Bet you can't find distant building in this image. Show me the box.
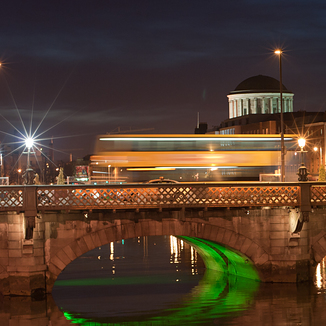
[227,75,293,119]
[202,74,326,180]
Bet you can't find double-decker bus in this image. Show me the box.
[89,134,298,183]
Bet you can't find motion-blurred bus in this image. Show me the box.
[90,134,298,183]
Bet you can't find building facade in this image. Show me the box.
[227,75,294,119]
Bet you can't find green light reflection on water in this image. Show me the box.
[60,236,260,325]
[178,236,260,282]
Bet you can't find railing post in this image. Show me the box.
[23,186,38,240]
[300,183,311,223]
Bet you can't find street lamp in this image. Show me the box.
[297,137,308,181]
[108,164,111,184]
[22,136,35,185]
[17,169,21,184]
[275,49,285,182]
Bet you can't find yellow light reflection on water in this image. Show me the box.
[110,242,114,261]
[315,258,326,289]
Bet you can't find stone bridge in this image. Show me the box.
[1,182,326,295]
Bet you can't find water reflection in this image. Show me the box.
[3,238,326,325]
[51,235,260,325]
[316,258,326,289]
[60,269,259,325]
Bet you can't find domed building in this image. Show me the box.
[227,75,294,119]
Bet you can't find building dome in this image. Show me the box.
[232,75,291,94]
[227,75,294,119]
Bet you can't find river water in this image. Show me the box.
[2,235,326,325]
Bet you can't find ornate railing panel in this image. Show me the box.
[311,186,326,205]
[31,183,301,211]
[2,182,322,213]
[0,187,24,211]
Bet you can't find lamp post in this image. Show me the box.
[275,49,285,182]
[17,169,21,184]
[22,137,35,185]
[297,137,308,181]
[108,164,111,184]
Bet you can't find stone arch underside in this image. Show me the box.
[46,218,269,291]
[311,231,326,264]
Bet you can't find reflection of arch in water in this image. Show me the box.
[61,236,260,325]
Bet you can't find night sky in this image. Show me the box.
[0,1,325,160]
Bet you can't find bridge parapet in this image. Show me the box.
[0,182,315,212]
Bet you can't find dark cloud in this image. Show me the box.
[0,0,325,159]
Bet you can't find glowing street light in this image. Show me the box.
[25,137,34,149]
[274,49,285,182]
[298,137,305,150]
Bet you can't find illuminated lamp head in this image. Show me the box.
[25,137,34,149]
[298,137,305,149]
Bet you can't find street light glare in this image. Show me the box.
[298,138,306,149]
[25,137,34,149]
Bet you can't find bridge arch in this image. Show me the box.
[311,231,326,264]
[46,218,267,292]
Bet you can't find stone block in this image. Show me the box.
[69,241,84,258]
[270,223,287,231]
[245,242,259,258]
[8,250,22,258]
[8,241,20,250]
[250,246,267,263]
[56,249,72,266]
[162,220,171,235]
[57,229,76,239]
[134,222,142,237]
[33,248,44,257]
[33,240,44,249]
[32,231,44,240]
[174,221,184,236]
[270,231,288,240]
[8,215,21,224]
[154,220,163,236]
[140,220,150,236]
[270,239,287,247]
[90,232,102,248]
[7,233,23,241]
[214,228,226,243]
[202,224,211,239]
[287,246,302,256]
[8,224,22,232]
[48,262,61,276]
[228,232,239,248]
[35,221,45,231]
[208,225,220,241]
[51,255,66,271]
[83,234,96,251]
[0,257,9,266]
[20,256,44,266]
[222,229,233,245]
[0,249,8,258]
[240,238,252,253]
[270,247,285,255]
[233,234,246,251]
[22,245,34,255]
[75,238,89,255]
[317,236,326,252]
[255,252,269,265]
[98,229,109,245]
